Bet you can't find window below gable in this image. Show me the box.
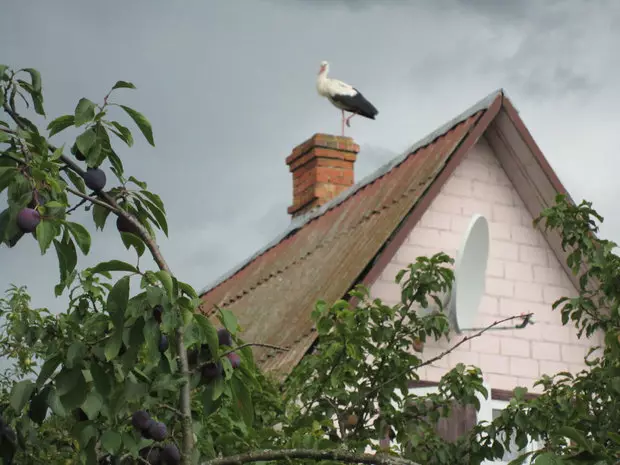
[401,383,543,464]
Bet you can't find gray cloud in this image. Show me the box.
[1,0,620,324]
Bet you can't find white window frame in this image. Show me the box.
[401,383,543,465]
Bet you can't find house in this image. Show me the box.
[198,89,600,460]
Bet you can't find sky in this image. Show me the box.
[1,0,620,320]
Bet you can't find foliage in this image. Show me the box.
[0,64,618,465]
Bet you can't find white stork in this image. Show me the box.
[316,61,379,136]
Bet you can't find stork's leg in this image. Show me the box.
[341,110,346,136]
[345,113,357,128]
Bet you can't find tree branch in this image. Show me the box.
[201,448,420,465]
[365,313,534,399]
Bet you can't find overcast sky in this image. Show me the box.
[1,0,620,318]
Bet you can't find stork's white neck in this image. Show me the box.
[316,69,330,97]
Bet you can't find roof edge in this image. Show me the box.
[198,88,505,297]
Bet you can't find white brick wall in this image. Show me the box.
[370,137,601,394]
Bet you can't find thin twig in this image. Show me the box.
[158,403,184,418]
[65,197,89,214]
[65,186,120,213]
[220,342,289,358]
[201,448,420,465]
[365,313,534,399]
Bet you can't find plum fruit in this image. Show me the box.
[147,421,168,442]
[84,167,106,192]
[218,328,233,347]
[159,335,169,353]
[132,410,151,431]
[202,361,223,381]
[153,305,163,323]
[116,215,139,235]
[227,352,241,369]
[139,446,162,464]
[161,444,181,465]
[16,208,40,233]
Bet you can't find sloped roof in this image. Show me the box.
[199,89,571,379]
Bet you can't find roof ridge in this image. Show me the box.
[198,89,504,297]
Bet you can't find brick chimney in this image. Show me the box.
[286,133,359,218]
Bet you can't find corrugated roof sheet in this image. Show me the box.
[199,89,503,378]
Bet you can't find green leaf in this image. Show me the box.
[141,196,168,236]
[105,329,123,361]
[46,388,66,417]
[533,452,562,465]
[195,314,219,357]
[120,232,145,257]
[65,169,87,194]
[89,362,111,398]
[107,275,130,327]
[179,281,198,299]
[81,390,103,420]
[66,341,87,369]
[53,238,77,292]
[66,221,91,255]
[92,203,111,230]
[10,380,35,412]
[155,270,174,300]
[218,307,239,335]
[55,368,83,396]
[101,430,122,454]
[211,375,225,401]
[0,87,5,108]
[74,98,97,127]
[37,355,62,386]
[90,260,138,274]
[36,219,57,254]
[109,121,133,147]
[140,190,165,212]
[111,80,136,90]
[120,105,154,146]
[231,375,254,426]
[76,127,96,154]
[32,92,45,116]
[557,426,592,453]
[47,115,75,137]
[22,68,42,92]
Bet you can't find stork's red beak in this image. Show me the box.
[319,65,326,74]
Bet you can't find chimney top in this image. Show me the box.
[286,133,360,218]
